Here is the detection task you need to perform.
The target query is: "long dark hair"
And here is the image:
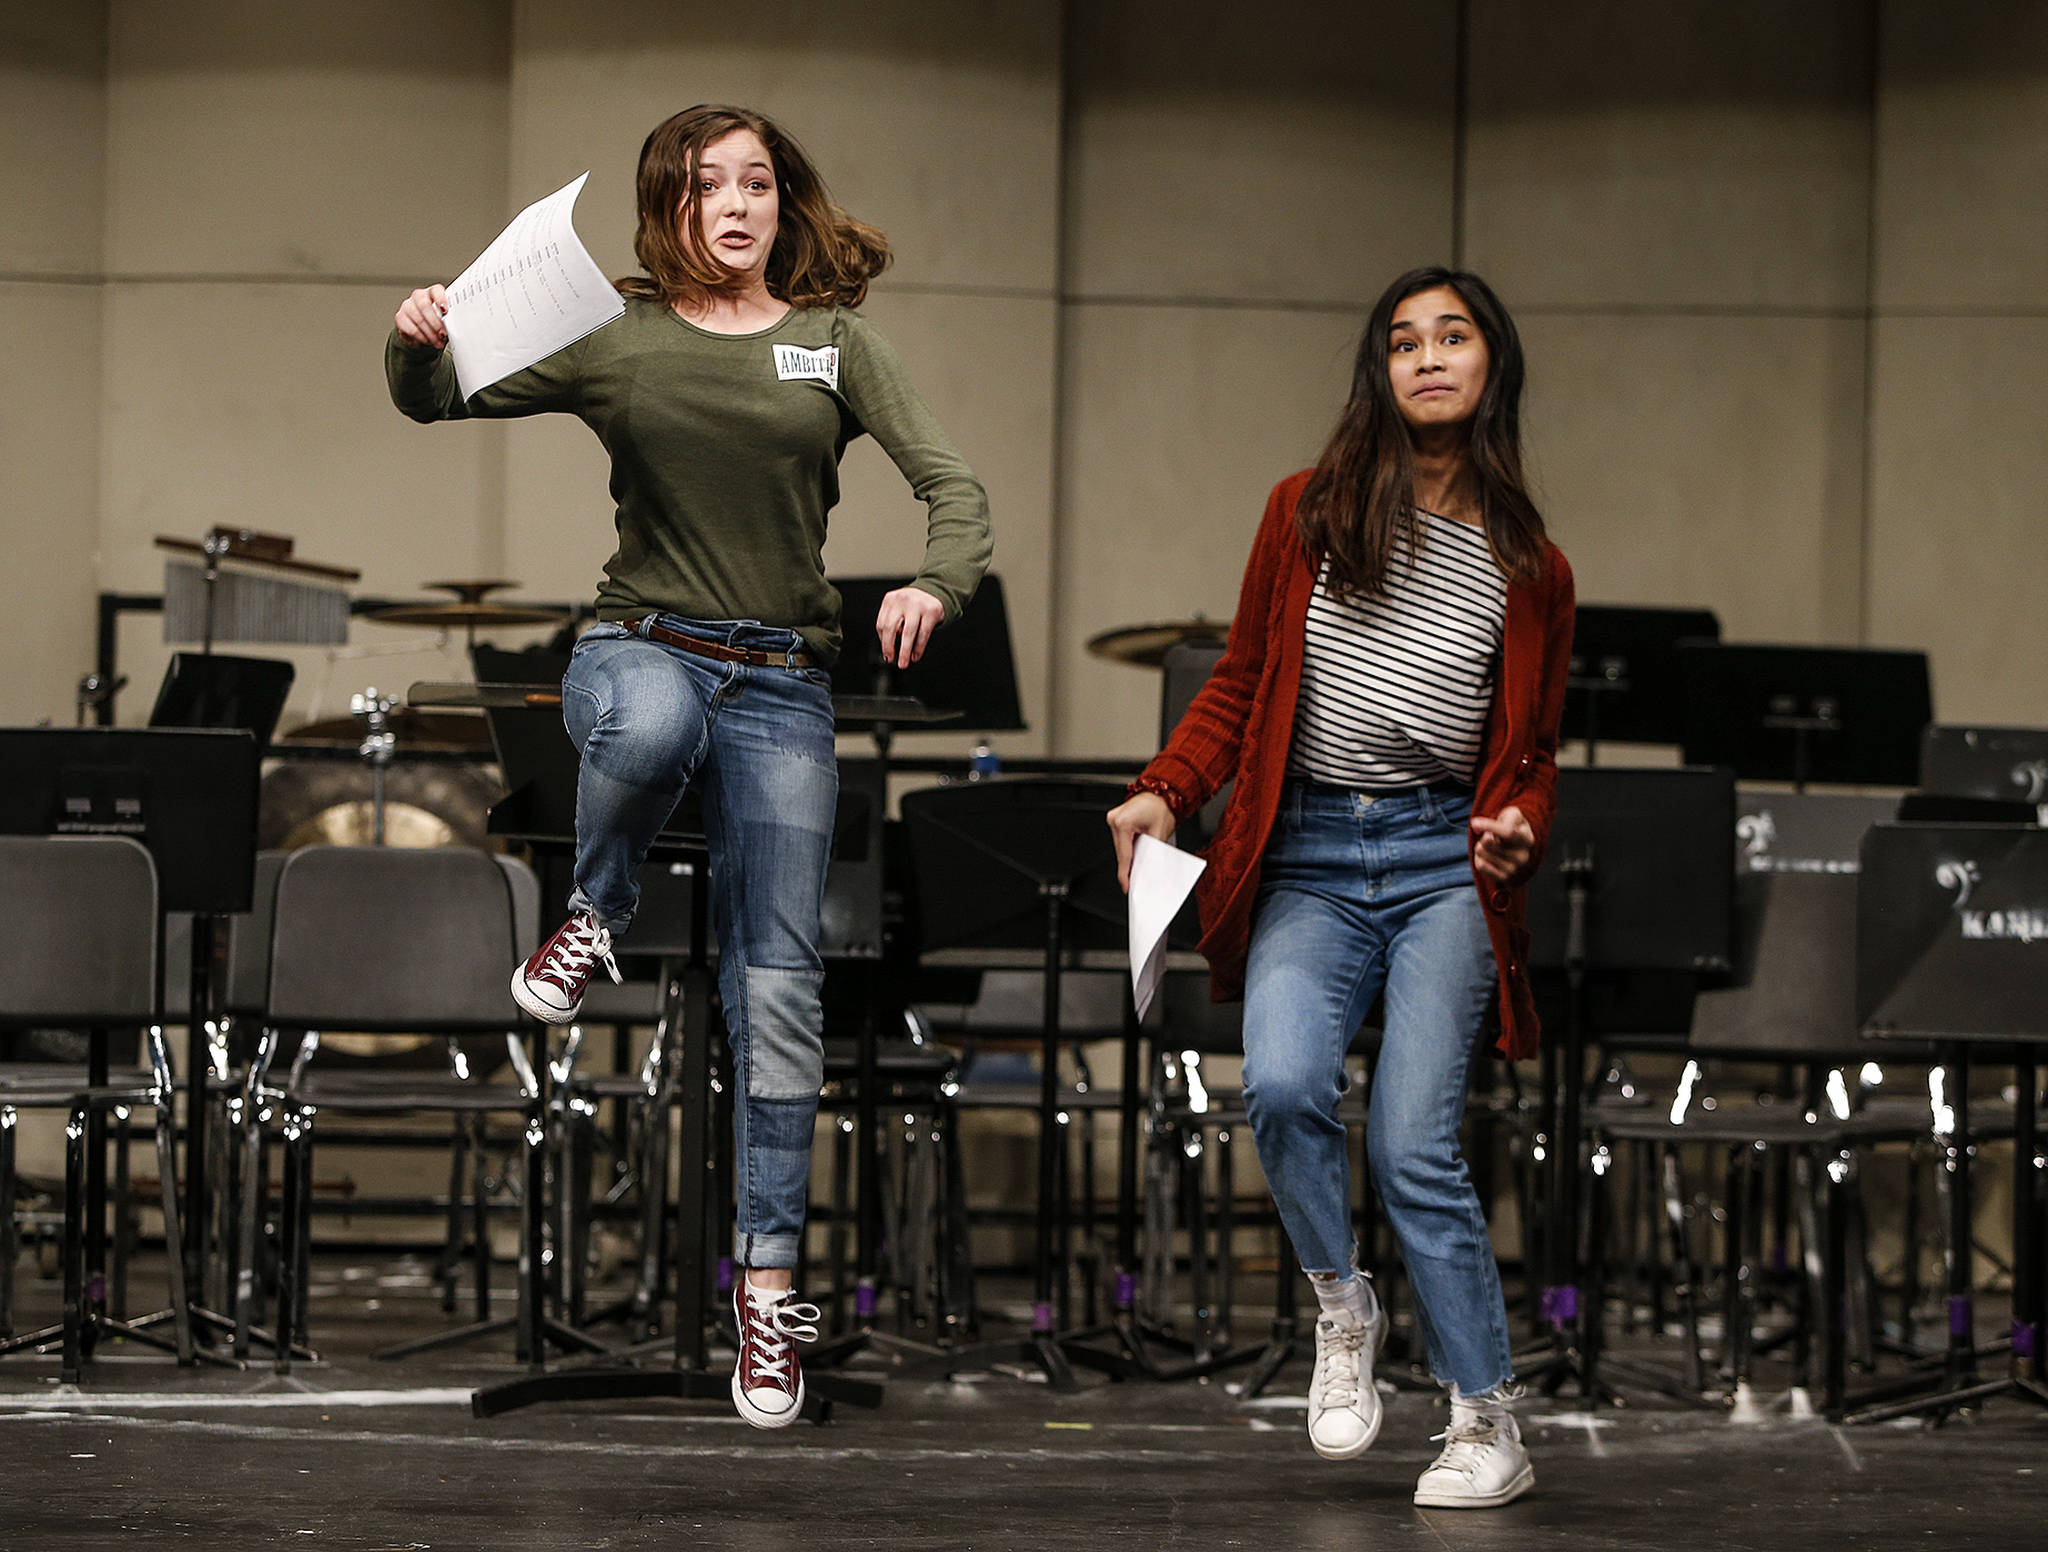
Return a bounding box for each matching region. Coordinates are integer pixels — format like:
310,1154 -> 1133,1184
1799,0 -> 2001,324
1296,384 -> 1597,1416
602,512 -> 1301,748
1295,266 -> 1546,594
616,104 -> 891,311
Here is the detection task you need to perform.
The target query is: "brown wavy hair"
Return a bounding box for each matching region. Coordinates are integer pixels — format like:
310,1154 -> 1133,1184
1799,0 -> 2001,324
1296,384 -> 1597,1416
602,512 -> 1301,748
615,104 -> 891,311
1296,267 -> 1546,596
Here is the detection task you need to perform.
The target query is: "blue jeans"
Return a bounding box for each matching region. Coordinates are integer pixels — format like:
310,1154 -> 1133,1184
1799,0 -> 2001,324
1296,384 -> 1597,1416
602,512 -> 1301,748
1241,780 -> 1513,1396
561,614 -> 837,1271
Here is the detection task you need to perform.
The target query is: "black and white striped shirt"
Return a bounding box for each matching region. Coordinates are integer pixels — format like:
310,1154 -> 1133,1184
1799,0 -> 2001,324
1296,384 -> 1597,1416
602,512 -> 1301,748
1287,511 -> 1507,789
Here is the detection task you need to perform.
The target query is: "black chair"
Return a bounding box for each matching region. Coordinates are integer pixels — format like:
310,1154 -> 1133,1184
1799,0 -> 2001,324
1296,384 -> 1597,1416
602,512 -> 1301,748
233,844 -> 558,1372
1582,791 -> 1974,1416
0,835 -> 197,1381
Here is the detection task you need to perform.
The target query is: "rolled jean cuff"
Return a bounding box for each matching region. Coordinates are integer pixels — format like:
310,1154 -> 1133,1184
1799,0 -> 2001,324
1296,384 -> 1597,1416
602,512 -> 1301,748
734,1229 -> 799,1271
1445,1373 -> 1518,1401
565,886 -> 632,935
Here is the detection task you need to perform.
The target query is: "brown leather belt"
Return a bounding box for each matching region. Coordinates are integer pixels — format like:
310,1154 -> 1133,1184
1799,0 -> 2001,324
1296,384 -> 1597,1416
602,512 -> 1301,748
622,615 -> 816,670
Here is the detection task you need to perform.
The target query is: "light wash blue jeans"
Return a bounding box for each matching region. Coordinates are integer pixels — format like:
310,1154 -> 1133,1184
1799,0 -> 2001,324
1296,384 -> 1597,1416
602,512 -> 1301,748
1242,779 -> 1514,1396
561,614 -> 837,1271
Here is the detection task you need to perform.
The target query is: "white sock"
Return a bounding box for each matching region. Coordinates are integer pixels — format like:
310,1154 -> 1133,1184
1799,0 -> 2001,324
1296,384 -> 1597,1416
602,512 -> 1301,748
1308,1270 -> 1378,1327
744,1273 -> 789,1305
1449,1383 -> 1518,1433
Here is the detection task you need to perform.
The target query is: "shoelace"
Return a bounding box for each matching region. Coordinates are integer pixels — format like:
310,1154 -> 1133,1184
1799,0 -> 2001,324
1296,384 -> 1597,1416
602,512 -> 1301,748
536,917 -> 623,990
741,1295 -> 821,1382
1313,1318 -> 1370,1410
1427,1415 -> 1506,1477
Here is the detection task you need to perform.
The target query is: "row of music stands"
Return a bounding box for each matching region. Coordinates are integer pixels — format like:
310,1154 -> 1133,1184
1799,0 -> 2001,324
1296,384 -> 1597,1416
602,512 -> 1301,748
1847,784 -> 2048,1423
1518,615 -> 1935,1398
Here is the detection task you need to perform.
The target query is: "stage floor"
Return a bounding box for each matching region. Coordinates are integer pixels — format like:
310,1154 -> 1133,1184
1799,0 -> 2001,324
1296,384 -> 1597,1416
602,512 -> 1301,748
1,1254 -> 2042,1550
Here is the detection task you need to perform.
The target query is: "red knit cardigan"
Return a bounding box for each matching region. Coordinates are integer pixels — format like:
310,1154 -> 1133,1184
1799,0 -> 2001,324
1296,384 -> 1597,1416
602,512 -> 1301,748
1133,469 -> 1576,1062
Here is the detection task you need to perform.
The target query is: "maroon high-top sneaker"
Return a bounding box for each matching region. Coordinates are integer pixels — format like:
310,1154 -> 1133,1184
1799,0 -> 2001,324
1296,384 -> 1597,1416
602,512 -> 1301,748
509,912 -> 621,1024
731,1277 -> 820,1429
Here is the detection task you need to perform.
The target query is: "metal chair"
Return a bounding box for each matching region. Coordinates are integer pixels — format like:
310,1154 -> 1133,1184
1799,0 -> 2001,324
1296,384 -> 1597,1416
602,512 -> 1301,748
1582,792 -> 1966,1416
233,844 -> 560,1372
0,835 -> 197,1381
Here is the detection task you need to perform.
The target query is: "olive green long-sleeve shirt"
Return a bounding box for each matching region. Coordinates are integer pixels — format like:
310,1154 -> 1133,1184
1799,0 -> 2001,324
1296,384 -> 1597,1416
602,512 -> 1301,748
385,298 -> 991,665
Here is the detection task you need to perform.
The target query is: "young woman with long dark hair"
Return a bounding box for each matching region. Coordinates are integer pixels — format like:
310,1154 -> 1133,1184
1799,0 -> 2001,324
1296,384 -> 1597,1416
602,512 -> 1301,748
1107,267 -> 1571,1507
387,104 -> 991,1428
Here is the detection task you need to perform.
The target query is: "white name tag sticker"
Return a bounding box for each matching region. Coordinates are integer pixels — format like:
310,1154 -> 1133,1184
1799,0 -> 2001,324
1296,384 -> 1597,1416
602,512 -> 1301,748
772,343 -> 839,390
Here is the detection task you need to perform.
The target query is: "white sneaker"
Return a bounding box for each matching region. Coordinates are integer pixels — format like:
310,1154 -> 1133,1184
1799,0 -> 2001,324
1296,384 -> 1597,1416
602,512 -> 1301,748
1306,1302 -> 1387,1459
1414,1404 -> 1534,1509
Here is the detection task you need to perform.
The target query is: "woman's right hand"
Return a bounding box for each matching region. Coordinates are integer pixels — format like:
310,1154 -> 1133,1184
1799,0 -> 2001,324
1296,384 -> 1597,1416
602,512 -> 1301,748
1106,791 -> 1177,893
395,285 -> 451,350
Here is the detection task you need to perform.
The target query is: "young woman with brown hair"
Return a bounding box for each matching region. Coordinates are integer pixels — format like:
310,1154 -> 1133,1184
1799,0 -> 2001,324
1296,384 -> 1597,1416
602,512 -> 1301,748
1107,267 -> 1571,1507
387,103 -> 990,1428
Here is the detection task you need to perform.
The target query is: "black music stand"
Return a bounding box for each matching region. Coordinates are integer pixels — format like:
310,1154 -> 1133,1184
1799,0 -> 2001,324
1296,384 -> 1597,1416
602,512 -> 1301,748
0,727 -> 259,1366
1908,726 -> 2048,824
804,577 -> 1019,1371
148,652 -> 295,747
827,574 -> 1026,743
1516,766 -> 1735,1399
1563,605 -> 1720,763
898,777 -> 1130,1389
1678,643 -> 1931,790
1842,824 -> 2048,1424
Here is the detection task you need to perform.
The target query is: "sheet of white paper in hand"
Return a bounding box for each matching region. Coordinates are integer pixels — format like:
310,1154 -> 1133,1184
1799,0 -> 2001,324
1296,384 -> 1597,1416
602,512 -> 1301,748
443,172 -> 625,399
1128,833 -> 1206,1022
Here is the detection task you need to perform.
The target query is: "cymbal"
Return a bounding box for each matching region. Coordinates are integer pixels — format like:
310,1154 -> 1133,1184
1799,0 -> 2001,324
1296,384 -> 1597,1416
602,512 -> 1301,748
408,680 -> 562,710
423,579 -> 521,604
369,602 -> 570,629
282,709 -> 493,748
1085,618 -> 1230,667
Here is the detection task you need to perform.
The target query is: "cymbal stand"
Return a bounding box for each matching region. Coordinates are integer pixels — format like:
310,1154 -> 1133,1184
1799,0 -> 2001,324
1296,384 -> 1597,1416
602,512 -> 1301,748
350,689 -> 397,845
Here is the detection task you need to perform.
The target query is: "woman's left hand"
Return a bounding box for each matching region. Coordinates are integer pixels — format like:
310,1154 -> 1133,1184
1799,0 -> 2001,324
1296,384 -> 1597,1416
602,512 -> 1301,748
876,586 -> 945,668
1470,805 -> 1536,885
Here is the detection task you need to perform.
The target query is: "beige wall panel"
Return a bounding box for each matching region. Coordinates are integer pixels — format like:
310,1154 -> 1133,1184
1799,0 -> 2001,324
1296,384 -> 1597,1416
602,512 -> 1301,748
498,412 -> 616,612
1867,316 -> 2048,727
837,291 -> 1055,757
1875,3 -> 2048,310
1056,304 -> 1361,758
104,0 -> 510,277
1465,0 -> 1871,309
1065,0 -> 1455,303
97,281 -> 505,729
0,282 -> 102,725
508,0 -> 1060,294
1,3 -> 107,273
1518,312 -> 1866,645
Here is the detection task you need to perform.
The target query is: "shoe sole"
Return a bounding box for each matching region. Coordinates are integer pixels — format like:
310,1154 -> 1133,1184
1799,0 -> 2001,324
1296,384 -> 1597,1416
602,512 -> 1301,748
1413,1461 -> 1535,1509
510,968 -> 577,1025
731,1366 -> 806,1429
1310,1310 -> 1389,1461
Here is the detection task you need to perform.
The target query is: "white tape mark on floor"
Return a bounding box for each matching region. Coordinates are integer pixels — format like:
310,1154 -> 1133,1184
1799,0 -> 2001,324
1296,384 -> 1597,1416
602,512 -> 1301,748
0,1387 -> 474,1411
0,1410 -> 1270,1466
1538,1411 -> 1610,1458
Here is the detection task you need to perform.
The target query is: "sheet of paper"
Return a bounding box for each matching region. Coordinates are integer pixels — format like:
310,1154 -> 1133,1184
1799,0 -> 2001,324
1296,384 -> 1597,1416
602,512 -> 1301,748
1128,833 -> 1206,1022
443,172 -> 625,399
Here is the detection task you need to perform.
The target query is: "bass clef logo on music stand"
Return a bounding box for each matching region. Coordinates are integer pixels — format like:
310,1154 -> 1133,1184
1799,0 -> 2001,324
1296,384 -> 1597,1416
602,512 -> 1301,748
1935,858 -> 1981,910
2010,758 -> 2048,804
1736,811 -> 1775,870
